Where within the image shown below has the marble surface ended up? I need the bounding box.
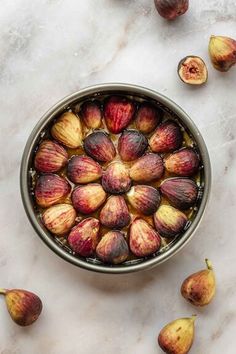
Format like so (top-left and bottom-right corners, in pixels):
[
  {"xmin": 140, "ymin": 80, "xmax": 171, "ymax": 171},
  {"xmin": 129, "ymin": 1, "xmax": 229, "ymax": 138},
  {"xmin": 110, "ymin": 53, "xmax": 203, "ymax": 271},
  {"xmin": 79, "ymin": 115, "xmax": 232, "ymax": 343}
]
[{"xmin": 0, "ymin": 0, "xmax": 236, "ymax": 353}]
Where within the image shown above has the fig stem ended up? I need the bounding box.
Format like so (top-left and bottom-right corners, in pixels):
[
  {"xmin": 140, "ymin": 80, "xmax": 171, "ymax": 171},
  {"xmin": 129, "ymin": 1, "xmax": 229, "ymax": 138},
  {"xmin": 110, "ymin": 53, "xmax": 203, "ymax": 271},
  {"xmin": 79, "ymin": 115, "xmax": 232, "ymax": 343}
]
[
  {"xmin": 191, "ymin": 315, "xmax": 197, "ymax": 322},
  {"xmin": 205, "ymin": 258, "xmax": 213, "ymax": 270},
  {"xmin": 0, "ymin": 288, "xmax": 7, "ymax": 295}
]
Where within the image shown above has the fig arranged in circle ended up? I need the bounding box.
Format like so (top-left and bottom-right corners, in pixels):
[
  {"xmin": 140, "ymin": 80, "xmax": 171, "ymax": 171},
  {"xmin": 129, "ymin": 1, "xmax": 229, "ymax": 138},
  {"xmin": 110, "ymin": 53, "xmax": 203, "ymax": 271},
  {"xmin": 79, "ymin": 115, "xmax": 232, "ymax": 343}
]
[
  {"xmin": 96, "ymin": 231, "xmax": 129, "ymax": 264},
  {"xmin": 130, "ymin": 153, "xmax": 164, "ymax": 182},
  {"xmin": 35, "ymin": 174, "xmax": 71, "ymax": 208},
  {"xmin": 68, "ymin": 218, "xmax": 100, "ymax": 257},
  {"xmin": 67, "ymin": 155, "xmax": 102, "ymax": 184},
  {"xmin": 34, "ymin": 140, "xmax": 68, "ymax": 173},
  {"xmin": 149, "ymin": 120, "xmax": 183, "ymax": 153},
  {"xmin": 127, "ymin": 185, "xmax": 161, "ymax": 216},
  {"xmin": 72, "ymin": 184, "xmax": 107, "ymax": 214},
  {"xmin": 129, "ymin": 218, "xmax": 161, "ymax": 257},
  {"xmin": 118, "ymin": 130, "xmax": 148, "ymax": 162},
  {"xmin": 154, "ymin": 205, "xmax": 188, "ymax": 238},
  {"xmin": 84, "ymin": 131, "xmax": 116, "ymax": 162},
  {"xmin": 51, "ymin": 112, "xmax": 83, "ymax": 148},
  {"xmin": 165, "ymin": 148, "xmax": 200, "ymax": 177},
  {"xmin": 80, "ymin": 100, "xmax": 102, "ymax": 129},
  {"xmin": 135, "ymin": 103, "xmax": 162, "ymax": 133},
  {"xmin": 104, "ymin": 96, "xmax": 135, "ymax": 134},
  {"xmin": 160, "ymin": 177, "xmax": 198, "ymax": 210},
  {"xmin": 100, "ymin": 196, "xmax": 131, "ymax": 229}
]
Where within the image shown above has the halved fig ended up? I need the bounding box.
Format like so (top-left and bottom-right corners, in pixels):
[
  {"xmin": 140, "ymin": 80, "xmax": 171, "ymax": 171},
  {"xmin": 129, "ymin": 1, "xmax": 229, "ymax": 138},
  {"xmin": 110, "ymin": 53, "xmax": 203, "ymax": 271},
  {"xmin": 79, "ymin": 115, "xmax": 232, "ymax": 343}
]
[{"xmin": 178, "ymin": 56, "xmax": 208, "ymax": 85}]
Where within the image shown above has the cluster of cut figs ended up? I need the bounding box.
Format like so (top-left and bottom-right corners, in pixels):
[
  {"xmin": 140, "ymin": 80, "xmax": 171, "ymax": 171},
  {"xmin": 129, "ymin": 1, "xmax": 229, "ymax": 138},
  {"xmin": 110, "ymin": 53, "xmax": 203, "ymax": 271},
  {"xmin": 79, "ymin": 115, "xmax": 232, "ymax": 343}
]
[
  {"xmin": 154, "ymin": 1, "xmax": 236, "ymax": 85},
  {"xmin": 33, "ymin": 95, "xmax": 201, "ymax": 265}
]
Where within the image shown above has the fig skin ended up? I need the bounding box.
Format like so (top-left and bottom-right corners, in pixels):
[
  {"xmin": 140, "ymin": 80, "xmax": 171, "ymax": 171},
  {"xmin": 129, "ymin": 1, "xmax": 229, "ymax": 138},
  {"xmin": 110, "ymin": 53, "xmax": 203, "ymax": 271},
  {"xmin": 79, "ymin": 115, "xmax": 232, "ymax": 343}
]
[
  {"xmin": 129, "ymin": 218, "xmax": 161, "ymax": 257},
  {"xmin": 71, "ymin": 184, "xmax": 107, "ymax": 214},
  {"xmin": 96, "ymin": 231, "xmax": 129, "ymax": 265},
  {"xmin": 34, "ymin": 140, "xmax": 68, "ymax": 173},
  {"xmin": 80, "ymin": 100, "xmax": 102, "ymax": 129},
  {"xmin": 118, "ymin": 130, "xmax": 148, "ymax": 162},
  {"xmin": 51, "ymin": 112, "xmax": 83, "ymax": 148},
  {"xmin": 158, "ymin": 315, "xmax": 196, "ymax": 354},
  {"xmin": 154, "ymin": 0, "xmax": 189, "ymax": 20},
  {"xmin": 178, "ymin": 56, "xmax": 208, "ymax": 85},
  {"xmin": 102, "ymin": 162, "xmax": 131, "ymax": 194},
  {"xmin": 165, "ymin": 148, "xmax": 200, "ymax": 177},
  {"xmin": 100, "ymin": 196, "xmax": 131, "ymax": 229},
  {"xmin": 104, "ymin": 96, "xmax": 136, "ymax": 134},
  {"xmin": 67, "ymin": 155, "xmax": 102, "ymax": 184},
  {"xmin": 84, "ymin": 131, "xmax": 116, "ymax": 163},
  {"xmin": 181, "ymin": 259, "xmax": 216, "ymax": 307},
  {"xmin": 42, "ymin": 204, "xmax": 76, "ymax": 235},
  {"xmin": 68, "ymin": 218, "xmax": 100, "ymax": 257},
  {"xmin": 0, "ymin": 289, "xmax": 42, "ymax": 327},
  {"xmin": 130, "ymin": 153, "xmax": 164, "ymax": 183},
  {"xmin": 209, "ymin": 35, "xmax": 236, "ymax": 72},
  {"xmin": 35, "ymin": 174, "xmax": 71, "ymax": 208},
  {"xmin": 127, "ymin": 185, "xmax": 161, "ymax": 216},
  {"xmin": 154, "ymin": 205, "xmax": 187, "ymax": 238},
  {"xmin": 160, "ymin": 178, "xmax": 198, "ymax": 210},
  {"xmin": 149, "ymin": 121, "xmax": 183, "ymax": 153},
  {"xmin": 135, "ymin": 103, "xmax": 162, "ymax": 133}
]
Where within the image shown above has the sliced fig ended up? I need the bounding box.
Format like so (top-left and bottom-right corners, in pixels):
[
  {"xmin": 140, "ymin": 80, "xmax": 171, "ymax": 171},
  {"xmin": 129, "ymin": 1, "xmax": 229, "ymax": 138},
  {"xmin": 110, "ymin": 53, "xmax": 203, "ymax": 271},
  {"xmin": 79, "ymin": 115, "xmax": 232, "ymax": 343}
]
[
  {"xmin": 104, "ymin": 96, "xmax": 136, "ymax": 134},
  {"xmin": 149, "ymin": 121, "xmax": 183, "ymax": 153},
  {"xmin": 160, "ymin": 177, "xmax": 198, "ymax": 210},
  {"xmin": 118, "ymin": 130, "xmax": 148, "ymax": 162},
  {"xmin": 178, "ymin": 56, "xmax": 208, "ymax": 85},
  {"xmin": 135, "ymin": 103, "xmax": 162, "ymax": 133},
  {"xmin": 83, "ymin": 131, "xmax": 116, "ymax": 163}
]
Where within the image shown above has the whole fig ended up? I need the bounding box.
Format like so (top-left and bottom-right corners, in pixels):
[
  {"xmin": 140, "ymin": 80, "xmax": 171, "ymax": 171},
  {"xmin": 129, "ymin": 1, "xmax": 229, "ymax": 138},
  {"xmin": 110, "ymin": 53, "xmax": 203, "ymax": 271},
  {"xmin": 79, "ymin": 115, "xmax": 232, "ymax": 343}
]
[
  {"xmin": 209, "ymin": 35, "xmax": 236, "ymax": 72},
  {"xmin": 100, "ymin": 196, "xmax": 131, "ymax": 229},
  {"xmin": 0, "ymin": 288, "xmax": 42, "ymax": 327},
  {"xmin": 154, "ymin": 0, "xmax": 189, "ymax": 20},
  {"xmin": 104, "ymin": 96, "xmax": 135, "ymax": 134},
  {"xmin": 129, "ymin": 218, "xmax": 161, "ymax": 257},
  {"xmin": 96, "ymin": 231, "xmax": 129, "ymax": 265},
  {"xmin": 84, "ymin": 131, "xmax": 116, "ymax": 163},
  {"xmin": 160, "ymin": 178, "xmax": 198, "ymax": 210},
  {"xmin": 181, "ymin": 259, "xmax": 216, "ymax": 306},
  {"xmin": 34, "ymin": 140, "xmax": 68, "ymax": 173},
  {"xmin": 68, "ymin": 218, "xmax": 100, "ymax": 257},
  {"xmin": 158, "ymin": 315, "xmax": 196, "ymax": 354}
]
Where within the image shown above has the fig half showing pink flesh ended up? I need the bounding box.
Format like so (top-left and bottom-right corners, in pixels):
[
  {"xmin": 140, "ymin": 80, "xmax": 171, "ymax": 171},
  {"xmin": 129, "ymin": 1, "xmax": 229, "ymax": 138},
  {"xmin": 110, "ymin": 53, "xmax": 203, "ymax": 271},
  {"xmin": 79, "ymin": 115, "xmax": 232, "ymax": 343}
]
[{"xmin": 178, "ymin": 56, "xmax": 208, "ymax": 85}]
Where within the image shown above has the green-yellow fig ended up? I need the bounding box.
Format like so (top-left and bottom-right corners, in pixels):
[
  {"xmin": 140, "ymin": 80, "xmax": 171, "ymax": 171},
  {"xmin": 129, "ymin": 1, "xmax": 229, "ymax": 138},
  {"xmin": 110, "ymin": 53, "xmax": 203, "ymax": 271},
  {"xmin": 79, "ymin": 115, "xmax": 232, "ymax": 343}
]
[
  {"xmin": 0, "ymin": 288, "xmax": 42, "ymax": 326},
  {"xmin": 158, "ymin": 315, "xmax": 196, "ymax": 354},
  {"xmin": 209, "ymin": 35, "xmax": 236, "ymax": 72},
  {"xmin": 181, "ymin": 259, "xmax": 216, "ymax": 306}
]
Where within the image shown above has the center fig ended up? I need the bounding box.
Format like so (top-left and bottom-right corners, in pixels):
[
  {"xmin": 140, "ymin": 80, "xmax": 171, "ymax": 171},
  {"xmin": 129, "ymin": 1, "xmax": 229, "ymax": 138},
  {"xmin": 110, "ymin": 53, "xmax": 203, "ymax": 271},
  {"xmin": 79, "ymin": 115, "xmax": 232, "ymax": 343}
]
[{"xmin": 102, "ymin": 162, "xmax": 131, "ymax": 194}]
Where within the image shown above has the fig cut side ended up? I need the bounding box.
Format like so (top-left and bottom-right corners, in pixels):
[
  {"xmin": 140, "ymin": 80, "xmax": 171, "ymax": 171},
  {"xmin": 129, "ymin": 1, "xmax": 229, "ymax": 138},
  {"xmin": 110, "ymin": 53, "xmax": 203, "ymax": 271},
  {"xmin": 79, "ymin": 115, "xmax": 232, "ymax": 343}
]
[{"xmin": 178, "ymin": 56, "xmax": 208, "ymax": 85}]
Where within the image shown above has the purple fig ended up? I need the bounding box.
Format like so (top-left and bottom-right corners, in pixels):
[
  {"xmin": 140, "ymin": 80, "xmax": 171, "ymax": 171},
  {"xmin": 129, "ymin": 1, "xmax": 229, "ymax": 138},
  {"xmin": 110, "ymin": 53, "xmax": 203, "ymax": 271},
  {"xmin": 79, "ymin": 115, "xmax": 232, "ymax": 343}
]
[
  {"xmin": 130, "ymin": 153, "xmax": 164, "ymax": 182},
  {"xmin": 67, "ymin": 155, "xmax": 102, "ymax": 184},
  {"xmin": 84, "ymin": 131, "xmax": 116, "ymax": 162},
  {"xmin": 118, "ymin": 130, "xmax": 148, "ymax": 162},
  {"xmin": 104, "ymin": 96, "xmax": 135, "ymax": 134},
  {"xmin": 160, "ymin": 178, "xmax": 198, "ymax": 210},
  {"xmin": 96, "ymin": 231, "xmax": 129, "ymax": 264}
]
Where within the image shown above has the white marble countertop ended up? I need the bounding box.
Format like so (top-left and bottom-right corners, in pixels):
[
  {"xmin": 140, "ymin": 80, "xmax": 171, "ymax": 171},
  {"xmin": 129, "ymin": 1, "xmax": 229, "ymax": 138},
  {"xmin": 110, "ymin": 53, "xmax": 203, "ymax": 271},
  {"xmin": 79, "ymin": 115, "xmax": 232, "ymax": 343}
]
[{"xmin": 0, "ymin": 1, "xmax": 236, "ymax": 353}]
